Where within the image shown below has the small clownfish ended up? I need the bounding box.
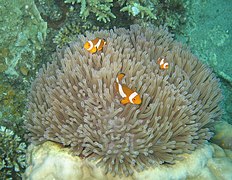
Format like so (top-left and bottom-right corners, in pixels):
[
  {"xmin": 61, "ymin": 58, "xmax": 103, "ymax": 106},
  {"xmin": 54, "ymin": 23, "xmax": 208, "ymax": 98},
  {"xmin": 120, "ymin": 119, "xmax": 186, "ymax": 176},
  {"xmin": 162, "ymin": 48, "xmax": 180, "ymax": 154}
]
[
  {"xmin": 115, "ymin": 73, "xmax": 142, "ymax": 105},
  {"xmin": 84, "ymin": 38, "xmax": 106, "ymax": 54},
  {"xmin": 157, "ymin": 57, "xmax": 169, "ymax": 70}
]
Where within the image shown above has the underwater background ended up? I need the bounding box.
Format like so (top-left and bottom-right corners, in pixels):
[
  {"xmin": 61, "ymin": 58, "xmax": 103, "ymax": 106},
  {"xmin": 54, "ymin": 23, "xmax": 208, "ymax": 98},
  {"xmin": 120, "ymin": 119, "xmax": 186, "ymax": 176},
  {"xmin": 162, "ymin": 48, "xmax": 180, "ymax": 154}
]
[{"xmin": 0, "ymin": 0, "xmax": 231, "ymax": 179}]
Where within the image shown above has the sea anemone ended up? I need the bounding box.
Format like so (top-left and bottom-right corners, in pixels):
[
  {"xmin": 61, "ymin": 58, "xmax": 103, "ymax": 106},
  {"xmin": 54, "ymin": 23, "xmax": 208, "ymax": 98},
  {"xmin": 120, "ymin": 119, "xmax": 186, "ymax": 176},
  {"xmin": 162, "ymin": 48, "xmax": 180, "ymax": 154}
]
[{"xmin": 25, "ymin": 25, "xmax": 222, "ymax": 176}]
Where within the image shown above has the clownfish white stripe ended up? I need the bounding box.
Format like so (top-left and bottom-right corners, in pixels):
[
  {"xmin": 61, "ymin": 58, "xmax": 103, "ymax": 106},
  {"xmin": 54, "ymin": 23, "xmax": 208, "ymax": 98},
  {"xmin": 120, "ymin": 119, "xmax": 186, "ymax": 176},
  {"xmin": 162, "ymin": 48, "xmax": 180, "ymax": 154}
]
[
  {"xmin": 116, "ymin": 77, "xmax": 119, "ymax": 83},
  {"xmin": 118, "ymin": 83, "xmax": 126, "ymax": 98},
  {"xmin": 160, "ymin": 58, "xmax": 165, "ymax": 65},
  {"xmin": 95, "ymin": 39, "xmax": 102, "ymax": 49},
  {"xmin": 87, "ymin": 41, "xmax": 94, "ymax": 51},
  {"xmin": 129, "ymin": 92, "xmax": 138, "ymax": 104}
]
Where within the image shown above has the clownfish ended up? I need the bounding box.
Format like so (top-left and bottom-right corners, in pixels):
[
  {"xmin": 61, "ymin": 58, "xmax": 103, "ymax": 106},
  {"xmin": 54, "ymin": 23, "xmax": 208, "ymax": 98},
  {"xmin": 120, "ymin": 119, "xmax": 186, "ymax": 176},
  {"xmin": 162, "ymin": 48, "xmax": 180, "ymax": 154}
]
[
  {"xmin": 115, "ymin": 73, "xmax": 142, "ymax": 105},
  {"xmin": 157, "ymin": 57, "xmax": 169, "ymax": 70},
  {"xmin": 84, "ymin": 38, "xmax": 106, "ymax": 54}
]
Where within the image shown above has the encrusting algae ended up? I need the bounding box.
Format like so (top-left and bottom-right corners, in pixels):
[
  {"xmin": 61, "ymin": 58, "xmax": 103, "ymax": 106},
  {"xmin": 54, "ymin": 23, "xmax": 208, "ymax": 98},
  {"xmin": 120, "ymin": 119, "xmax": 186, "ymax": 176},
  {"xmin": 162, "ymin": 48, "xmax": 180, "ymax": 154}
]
[{"xmin": 24, "ymin": 24, "xmax": 222, "ymax": 177}]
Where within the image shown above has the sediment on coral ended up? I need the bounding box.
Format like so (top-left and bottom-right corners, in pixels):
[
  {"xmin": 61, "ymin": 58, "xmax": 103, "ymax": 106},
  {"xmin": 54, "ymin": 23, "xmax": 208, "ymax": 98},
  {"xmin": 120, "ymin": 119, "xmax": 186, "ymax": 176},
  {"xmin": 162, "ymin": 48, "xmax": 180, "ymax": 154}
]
[{"xmin": 24, "ymin": 25, "xmax": 222, "ymax": 176}]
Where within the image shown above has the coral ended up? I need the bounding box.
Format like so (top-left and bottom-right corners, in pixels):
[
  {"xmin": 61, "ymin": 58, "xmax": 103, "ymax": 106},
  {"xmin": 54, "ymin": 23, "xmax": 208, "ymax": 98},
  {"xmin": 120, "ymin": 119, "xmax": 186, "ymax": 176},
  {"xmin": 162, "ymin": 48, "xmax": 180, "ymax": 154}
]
[
  {"xmin": 0, "ymin": 79, "xmax": 27, "ymax": 126},
  {"xmin": 55, "ymin": 0, "xmax": 190, "ymax": 46},
  {"xmin": 211, "ymin": 121, "xmax": 232, "ymax": 150},
  {"xmin": 24, "ymin": 142, "xmax": 232, "ymax": 179},
  {"xmin": 25, "ymin": 25, "xmax": 222, "ymax": 176},
  {"xmin": 154, "ymin": 0, "xmax": 188, "ymax": 32},
  {"xmin": 0, "ymin": 126, "xmax": 27, "ymax": 179},
  {"xmin": 64, "ymin": 0, "xmax": 159, "ymax": 22},
  {"xmin": 53, "ymin": 21, "xmax": 99, "ymax": 48},
  {"xmin": 120, "ymin": 1, "xmax": 157, "ymax": 20},
  {"xmin": 35, "ymin": 0, "xmax": 68, "ymax": 29},
  {"xmin": 64, "ymin": 0, "xmax": 116, "ymax": 23},
  {"xmin": 205, "ymin": 144, "xmax": 232, "ymax": 180}
]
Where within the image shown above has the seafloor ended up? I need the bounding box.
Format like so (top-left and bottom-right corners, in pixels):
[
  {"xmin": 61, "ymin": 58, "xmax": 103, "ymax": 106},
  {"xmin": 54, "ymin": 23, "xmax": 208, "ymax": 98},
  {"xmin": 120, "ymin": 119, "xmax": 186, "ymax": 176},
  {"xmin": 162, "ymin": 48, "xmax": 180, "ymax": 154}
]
[{"xmin": 0, "ymin": 0, "xmax": 231, "ymax": 179}]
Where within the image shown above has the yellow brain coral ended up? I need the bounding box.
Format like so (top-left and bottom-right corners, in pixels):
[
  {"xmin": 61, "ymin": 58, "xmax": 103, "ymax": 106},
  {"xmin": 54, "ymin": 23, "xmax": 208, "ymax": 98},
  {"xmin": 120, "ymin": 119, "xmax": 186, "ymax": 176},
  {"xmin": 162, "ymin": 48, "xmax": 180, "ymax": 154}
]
[{"xmin": 25, "ymin": 25, "xmax": 222, "ymax": 176}]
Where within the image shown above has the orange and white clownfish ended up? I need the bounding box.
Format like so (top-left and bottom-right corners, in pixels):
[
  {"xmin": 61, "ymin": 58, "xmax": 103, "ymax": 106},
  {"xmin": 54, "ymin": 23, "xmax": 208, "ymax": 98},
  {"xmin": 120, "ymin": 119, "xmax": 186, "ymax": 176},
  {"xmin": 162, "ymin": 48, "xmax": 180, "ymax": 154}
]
[
  {"xmin": 84, "ymin": 38, "xmax": 106, "ymax": 54},
  {"xmin": 115, "ymin": 73, "xmax": 142, "ymax": 105},
  {"xmin": 157, "ymin": 57, "xmax": 169, "ymax": 70}
]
